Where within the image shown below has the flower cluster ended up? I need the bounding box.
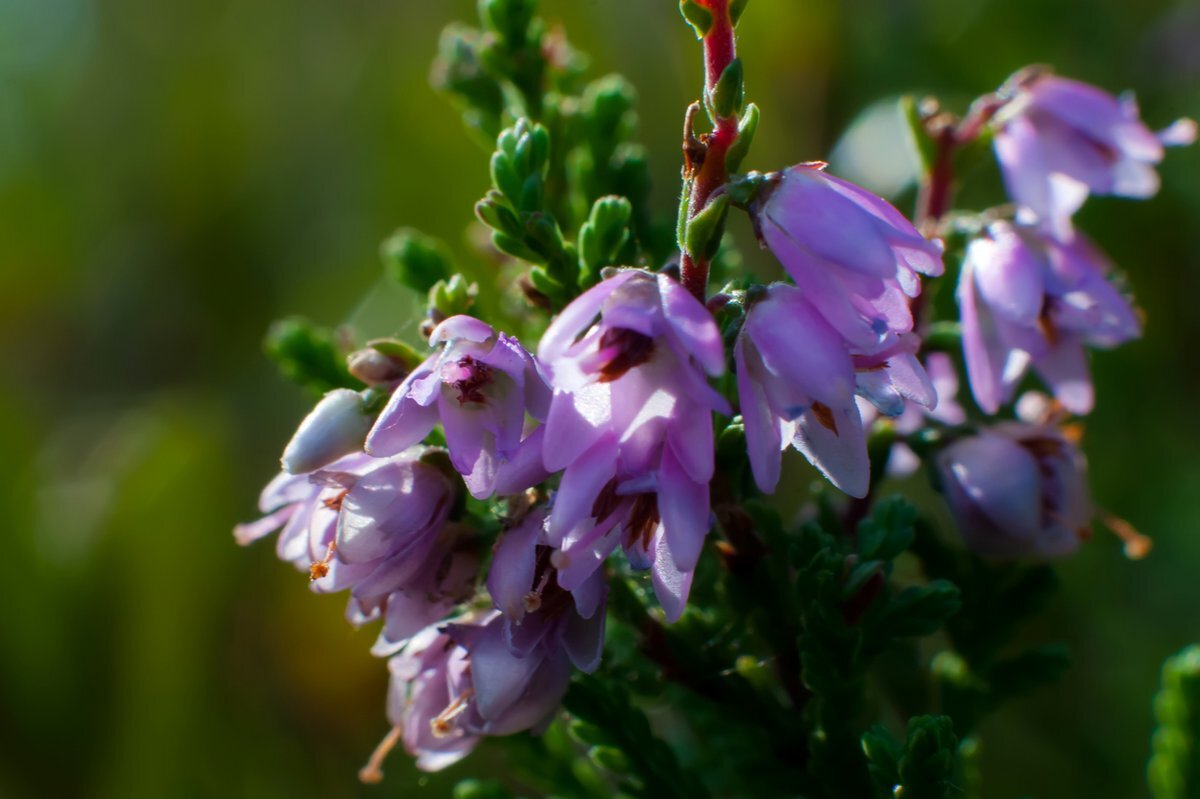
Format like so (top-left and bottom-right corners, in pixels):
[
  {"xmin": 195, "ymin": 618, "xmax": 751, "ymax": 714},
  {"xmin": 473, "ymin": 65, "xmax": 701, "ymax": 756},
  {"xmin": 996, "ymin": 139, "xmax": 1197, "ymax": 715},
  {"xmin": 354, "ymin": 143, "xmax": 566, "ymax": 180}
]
[
  {"xmin": 236, "ymin": 35, "xmax": 1187, "ymax": 780},
  {"xmin": 958, "ymin": 71, "xmax": 1193, "ymax": 415}
]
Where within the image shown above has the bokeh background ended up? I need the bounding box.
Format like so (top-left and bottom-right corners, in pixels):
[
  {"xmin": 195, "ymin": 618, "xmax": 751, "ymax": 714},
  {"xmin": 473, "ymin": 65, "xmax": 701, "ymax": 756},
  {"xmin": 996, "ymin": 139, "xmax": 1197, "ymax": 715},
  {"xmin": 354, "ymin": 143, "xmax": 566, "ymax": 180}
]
[{"xmin": 1, "ymin": 0, "xmax": 1197, "ymax": 796}]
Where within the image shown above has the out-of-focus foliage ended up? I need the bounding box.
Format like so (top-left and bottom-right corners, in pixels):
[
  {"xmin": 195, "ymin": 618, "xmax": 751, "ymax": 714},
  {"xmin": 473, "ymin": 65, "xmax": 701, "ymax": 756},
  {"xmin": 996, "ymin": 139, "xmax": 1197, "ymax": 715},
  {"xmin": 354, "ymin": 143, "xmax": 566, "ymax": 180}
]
[{"xmin": 0, "ymin": 0, "xmax": 1197, "ymax": 796}]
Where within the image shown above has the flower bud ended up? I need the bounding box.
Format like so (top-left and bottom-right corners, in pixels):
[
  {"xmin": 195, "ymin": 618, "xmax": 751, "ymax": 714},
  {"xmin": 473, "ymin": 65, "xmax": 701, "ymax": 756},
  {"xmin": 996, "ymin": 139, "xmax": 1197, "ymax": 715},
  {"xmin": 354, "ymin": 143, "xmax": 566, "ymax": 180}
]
[{"xmin": 281, "ymin": 389, "xmax": 371, "ymax": 474}]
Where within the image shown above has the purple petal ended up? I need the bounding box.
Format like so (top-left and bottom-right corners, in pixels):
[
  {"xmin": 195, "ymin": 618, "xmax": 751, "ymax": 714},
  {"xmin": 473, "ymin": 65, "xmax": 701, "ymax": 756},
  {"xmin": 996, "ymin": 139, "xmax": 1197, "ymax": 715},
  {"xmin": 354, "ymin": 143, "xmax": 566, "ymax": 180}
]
[
  {"xmin": 486, "ymin": 510, "xmax": 543, "ymax": 620},
  {"xmin": 959, "ymin": 258, "xmax": 1020, "ymax": 414},
  {"xmin": 538, "ymin": 270, "xmax": 640, "ymax": 364},
  {"xmin": 939, "ymin": 434, "xmax": 1042, "ymax": 540},
  {"xmin": 547, "ymin": 434, "xmax": 618, "ymax": 540},
  {"xmin": 657, "ymin": 273, "xmax": 725, "ymax": 376},
  {"xmin": 972, "ymin": 227, "xmax": 1046, "ymax": 326},
  {"xmin": 736, "ymin": 335, "xmax": 784, "ymax": 493},
  {"xmin": 542, "ymin": 383, "xmax": 612, "ymax": 472},
  {"xmin": 465, "ymin": 619, "xmax": 538, "ymax": 721},
  {"xmin": 659, "ymin": 445, "xmax": 711, "ymax": 575},
  {"xmin": 1033, "ymin": 335, "xmax": 1094, "ymax": 414},
  {"xmin": 666, "ymin": 407, "xmax": 715, "ymax": 485},
  {"xmin": 650, "ymin": 527, "xmax": 694, "ymax": 623},
  {"xmin": 493, "ymin": 427, "xmax": 552, "ymax": 496},
  {"xmin": 746, "ymin": 287, "xmax": 856, "ymax": 409},
  {"xmin": 793, "ymin": 399, "xmax": 869, "ymax": 498},
  {"xmin": 366, "ymin": 390, "xmax": 439, "ymax": 457},
  {"xmin": 430, "ymin": 315, "xmax": 495, "ymax": 346},
  {"xmin": 563, "ymin": 592, "xmax": 607, "ymax": 673}
]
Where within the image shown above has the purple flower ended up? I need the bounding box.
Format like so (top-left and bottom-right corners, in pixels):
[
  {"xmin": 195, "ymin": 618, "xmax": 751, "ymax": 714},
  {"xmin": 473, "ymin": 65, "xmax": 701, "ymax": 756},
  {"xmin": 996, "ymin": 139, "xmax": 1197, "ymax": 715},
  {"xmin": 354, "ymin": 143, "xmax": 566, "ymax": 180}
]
[
  {"xmin": 367, "ymin": 316, "xmax": 551, "ymax": 499},
  {"xmin": 371, "ymin": 623, "xmax": 480, "ymax": 776},
  {"xmin": 754, "ymin": 163, "xmax": 944, "ymax": 351},
  {"xmin": 994, "ymin": 72, "xmax": 1196, "ymax": 234},
  {"xmin": 935, "ymin": 422, "xmax": 1090, "ymax": 560},
  {"xmin": 736, "ymin": 284, "xmax": 935, "ymax": 497},
  {"xmin": 877, "ymin": 352, "xmax": 967, "ymax": 477},
  {"xmin": 363, "ymin": 525, "xmax": 606, "ymax": 780},
  {"xmin": 235, "ymin": 448, "xmax": 477, "ymax": 655},
  {"xmin": 536, "ymin": 269, "xmax": 728, "ymax": 621},
  {"xmin": 958, "ymin": 221, "xmax": 1141, "ymax": 415}
]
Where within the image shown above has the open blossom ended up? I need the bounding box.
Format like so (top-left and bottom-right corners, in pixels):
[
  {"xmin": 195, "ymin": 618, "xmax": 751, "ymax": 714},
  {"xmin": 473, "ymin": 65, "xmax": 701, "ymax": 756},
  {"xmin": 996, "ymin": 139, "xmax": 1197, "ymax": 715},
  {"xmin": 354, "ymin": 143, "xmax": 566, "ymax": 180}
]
[
  {"xmin": 994, "ymin": 71, "xmax": 1196, "ymax": 234},
  {"xmin": 958, "ymin": 221, "xmax": 1141, "ymax": 415},
  {"xmin": 537, "ymin": 269, "xmax": 727, "ymax": 621},
  {"xmin": 367, "ymin": 315, "xmax": 551, "ymax": 499},
  {"xmin": 935, "ymin": 422, "xmax": 1090, "ymax": 560},
  {"xmin": 365, "ymin": 519, "xmax": 606, "ymax": 779},
  {"xmin": 736, "ymin": 284, "xmax": 935, "ymax": 497},
  {"xmin": 754, "ymin": 163, "xmax": 944, "ymax": 351},
  {"xmin": 235, "ymin": 448, "xmax": 476, "ymax": 655}
]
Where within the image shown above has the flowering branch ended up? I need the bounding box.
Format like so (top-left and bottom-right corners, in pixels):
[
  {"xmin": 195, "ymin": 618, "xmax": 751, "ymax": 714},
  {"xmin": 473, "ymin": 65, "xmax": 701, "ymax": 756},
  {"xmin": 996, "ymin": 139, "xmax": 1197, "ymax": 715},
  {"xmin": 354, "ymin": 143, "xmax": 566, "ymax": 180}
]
[{"xmin": 679, "ymin": 0, "xmax": 744, "ymax": 300}]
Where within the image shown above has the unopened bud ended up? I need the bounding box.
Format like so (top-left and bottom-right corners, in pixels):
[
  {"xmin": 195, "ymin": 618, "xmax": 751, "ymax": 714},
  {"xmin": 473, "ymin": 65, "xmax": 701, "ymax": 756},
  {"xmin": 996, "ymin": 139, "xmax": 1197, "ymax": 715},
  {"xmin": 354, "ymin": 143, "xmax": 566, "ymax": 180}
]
[{"xmin": 281, "ymin": 389, "xmax": 371, "ymax": 474}]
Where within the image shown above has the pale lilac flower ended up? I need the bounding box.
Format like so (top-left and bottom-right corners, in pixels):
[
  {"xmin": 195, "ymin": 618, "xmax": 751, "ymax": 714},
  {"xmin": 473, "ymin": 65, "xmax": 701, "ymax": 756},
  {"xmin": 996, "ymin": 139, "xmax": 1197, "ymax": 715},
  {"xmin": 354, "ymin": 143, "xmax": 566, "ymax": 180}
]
[
  {"xmin": 736, "ymin": 284, "xmax": 935, "ymax": 497},
  {"xmin": 369, "ymin": 599, "xmax": 595, "ymax": 778},
  {"xmin": 281, "ymin": 389, "xmax": 372, "ymax": 474},
  {"xmin": 375, "ymin": 623, "xmax": 480, "ymax": 774},
  {"xmin": 234, "ymin": 451, "xmax": 375, "ymax": 571},
  {"xmin": 994, "ymin": 72, "xmax": 1195, "ymax": 235},
  {"xmin": 367, "ymin": 316, "xmax": 551, "ymax": 499},
  {"xmin": 236, "ymin": 448, "xmax": 476, "ymax": 654},
  {"xmin": 935, "ymin": 422, "xmax": 1090, "ymax": 560},
  {"xmin": 486, "ymin": 507, "xmax": 607, "ymax": 672},
  {"xmin": 958, "ymin": 221, "xmax": 1141, "ymax": 415},
  {"xmin": 754, "ymin": 163, "xmax": 944, "ymax": 351},
  {"xmin": 536, "ymin": 270, "xmax": 728, "ymax": 621}
]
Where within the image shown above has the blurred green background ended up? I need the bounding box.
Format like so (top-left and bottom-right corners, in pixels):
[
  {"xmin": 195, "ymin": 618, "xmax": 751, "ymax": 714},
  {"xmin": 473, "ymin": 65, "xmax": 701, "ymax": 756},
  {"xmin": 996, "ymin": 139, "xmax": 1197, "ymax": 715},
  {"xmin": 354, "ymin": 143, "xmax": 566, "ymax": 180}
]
[{"xmin": 1, "ymin": 0, "xmax": 1197, "ymax": 796}]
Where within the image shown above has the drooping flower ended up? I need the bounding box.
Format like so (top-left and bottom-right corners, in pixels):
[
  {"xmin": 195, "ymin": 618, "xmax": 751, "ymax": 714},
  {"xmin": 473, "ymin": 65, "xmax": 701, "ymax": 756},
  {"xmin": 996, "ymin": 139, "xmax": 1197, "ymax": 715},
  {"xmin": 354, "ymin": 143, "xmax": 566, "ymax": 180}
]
[
  {"xmin": 361, "ymin": 525, "xmax": 607, "ymax": 781},
  {"xmin": 934, "ymin": 422, "xmax": 1091, "ymax": 560},
  {"xmin": 536, "ymin": 269, "xmax": 728, "ymax": 621},
  {"xmin": 993, "ymin": 71, "xmax": 1196, "ymax": 235},
  {"xmin": 235, "ymin": 448, "xmax": 476, "ymax": 655},
  {"xmin": 958, "ymin": 221, "xmax": 1141, "ymax": 415},
  {"xmin": 367, "ymin": 315, "xmax": 551, "ymax": 499},
  {"xmin": 753, "ymin": 163, "xmax": 944, "ymax": 351},
  {"xmin": 735, "ymin": 284, "xmax": 935, "ymax": 497}
]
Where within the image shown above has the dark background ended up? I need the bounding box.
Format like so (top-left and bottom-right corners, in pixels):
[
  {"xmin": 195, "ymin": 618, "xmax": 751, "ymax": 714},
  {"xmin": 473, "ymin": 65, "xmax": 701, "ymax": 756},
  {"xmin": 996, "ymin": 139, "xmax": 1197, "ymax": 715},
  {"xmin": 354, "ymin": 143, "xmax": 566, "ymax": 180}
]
[{"xmin": 1, "ymin": 0, "xmax": 1197, "ymax": 796}]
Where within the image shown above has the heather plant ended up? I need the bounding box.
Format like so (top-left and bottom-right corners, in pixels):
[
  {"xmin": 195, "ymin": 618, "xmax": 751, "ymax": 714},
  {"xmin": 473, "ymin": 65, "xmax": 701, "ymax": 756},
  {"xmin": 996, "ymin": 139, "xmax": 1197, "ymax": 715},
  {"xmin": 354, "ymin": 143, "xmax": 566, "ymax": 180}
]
[{"xmin": 236, "ymin": 2, "xmax": 1195, "ymax": 796}]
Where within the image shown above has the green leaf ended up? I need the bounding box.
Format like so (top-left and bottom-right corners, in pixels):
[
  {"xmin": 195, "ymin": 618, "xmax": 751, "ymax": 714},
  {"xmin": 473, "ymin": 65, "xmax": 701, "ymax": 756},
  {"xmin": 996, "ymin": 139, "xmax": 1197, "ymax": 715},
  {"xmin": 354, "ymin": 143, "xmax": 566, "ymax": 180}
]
[
  {"xmin": 900, "ymin": 95, "xmax": 938, "ymax": 177},
  {"xmin": 709, "ymin": 58, "xmax": 745, "ymax": 120},
  {"xmin": 857, "ymin": 495, "xmax": 917, "ymax": 562},
  {"xmin": 880, "ymin": 580, "xmax": 962, "ymax": 639},
  {"xmin": 380, "ymin": 228, "xmax": 453, "ymax": 294},
  {"xmin": 679, "ymin": 0, "xmax": 714, "ymax": 38},
  {"xmin": 725, "ymin": 102, "xmax": 760, "ymax": 173},
  {"xmin": 684, "ymin": 193, "xmax": 731, "ymax": 261},
  {"xmin": 263, "ymin": 317, "xmax": 361, "ymax": 396},
  {"xmin": 1148, "ymin": 645, "xmax": 1200, "ymax": 799},
  {"xmin": 897, "ymin": 716, "xmax": 959, "ymax": 799}
]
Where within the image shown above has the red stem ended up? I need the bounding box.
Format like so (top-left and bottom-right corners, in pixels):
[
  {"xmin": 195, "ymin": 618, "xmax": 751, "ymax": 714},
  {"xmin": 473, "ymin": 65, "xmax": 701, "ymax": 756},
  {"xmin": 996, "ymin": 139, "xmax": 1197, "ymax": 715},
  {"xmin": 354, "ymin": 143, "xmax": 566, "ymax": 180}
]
[{"xmin": 680, "ymin": 0, "xmax": 739, "ymax": 302}]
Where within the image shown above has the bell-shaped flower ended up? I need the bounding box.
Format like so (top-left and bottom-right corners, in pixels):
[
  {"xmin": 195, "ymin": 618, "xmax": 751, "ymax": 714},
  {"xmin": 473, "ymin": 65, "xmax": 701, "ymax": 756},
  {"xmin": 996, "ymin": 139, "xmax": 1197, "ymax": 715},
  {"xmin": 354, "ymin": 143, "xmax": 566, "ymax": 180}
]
[
  {"xmin": 236, "ymin": 448, "xmax": 476, "ymax": 654},
  {"xmin": 536, "ymin": 269, "xmax": 728, "ymax": 621},
  {"xmin": 367, "ymin": 600, "xmax": 592, "ymax": 779},
  {"xmin": 994, "ymin": 71, "xmax": 1196, "ymax": 235},
  {"xmin": 486, "ymin": 507, "xmax": 607, "ymax": 673},
  {"xmin": 367, "ymin": 316, "xmax": 551, "ymax": 499},
  {"xmin": 736, "ymin": 284, "xmax": 935, "ymax": 497},
  {"xmin": 367, "ymin": 623, "xmax": 480, "ymax": 777},
  {"xmin": 234, "ymin": 451, "xmax": 377, "ymax": 573},
  {"xmin": 753, "ymin": 163, "xmax": 944, "ymax": 351},
  {"xmin": 935, "ymin": 422, "xmax": 1090, "ymax": 560},
  {"xmin": 958, "ymin": 221, "xmax": 1141, "ymax": 415}
]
